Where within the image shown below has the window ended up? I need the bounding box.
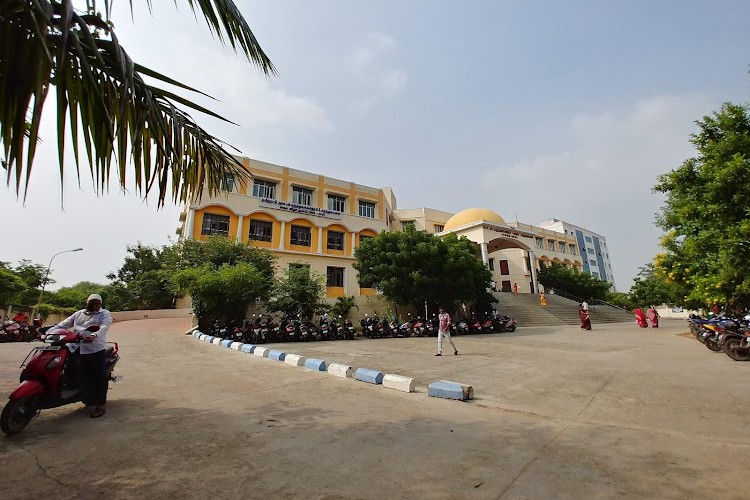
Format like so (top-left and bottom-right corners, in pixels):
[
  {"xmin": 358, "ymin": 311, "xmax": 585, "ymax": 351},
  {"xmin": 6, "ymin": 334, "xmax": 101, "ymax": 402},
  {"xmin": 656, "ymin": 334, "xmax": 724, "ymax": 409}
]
[
  {"xmin": 290, "ymin": 225, "xmax": 312, "ymax": 246},
  {"xmin": 434, "ymin": 225, "xmax": 444, "ymax": 233},
  {"xmin": 592, "ymin": 271, "xmax": 600, "ymax": 278},
  {"xmin": 535, "ymin": 237, "xmax": 544, "ymax": 249},
  {"xmin": 201, "ymin": 213, "xmax": 230, "ymax": 236},
  {"xmin": 327, "ymin": 266, "xmax": 345, "ymax": 287},
  {"xmin": 488, "ymin": 258, "xmax": 494, "ymax": 271},
  {"xmin": 587, "ymin": 248, "xmax": 595, "ymax": 254},
  {"xmin": 569, "ymin": 245, "xmax": 577, "ymax": 255},
  {"xmin": 501, "ymin": 280, "xmax": 512, "ymax": 292},
  {"xmin": 589, "ymin": 259, "xmax": 597, "ymax": 267},
  {"xmin": 327, "ymin": 230, "xmax": 344, "ymax": 250},
  {"xmin": 402, "ymin": 220, "xmax": 415, "ymax": 229},
  {"xmin": 359, "ymin": 235, "xmax": 373, "ymax": 245},
  {"xmin": 249, "ymin": 219, "xmax": 272, "ymax": 242},
  {"xmin": 252, "ymin": 179, "xmax": 276, "ymax": 199},
  {"xmin": 359, "ymin": 200, "xmax": 376, "ymax": 218},
  {"xmin": 327, "ymin": 194, "xmax": 346, "ymax": 212},
  {"xmin": 499, "ymin": 260, "xmax": 510, "ymax": 275},
  {"xmin": 221, "ymin": 173, "xmax": 235, "ymax": 192},
  {"xmin": 559, "ymin": 242, "xmax": 567, "ymax": 253},
  {"xmin": 585, "ymin": 236, "xmax": 593, "ymax": 243},
  {"xmin": 547, "ymin": 239, "xmax": 555, "ymax": 251},
  {"xmin": 292, "ymin": 186, "xmax": 313, "ymax": 206}
]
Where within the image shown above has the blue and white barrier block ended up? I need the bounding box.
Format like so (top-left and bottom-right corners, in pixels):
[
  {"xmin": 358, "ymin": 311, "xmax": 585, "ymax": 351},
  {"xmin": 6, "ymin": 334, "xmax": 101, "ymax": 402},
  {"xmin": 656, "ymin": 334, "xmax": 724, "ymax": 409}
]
[
  {"xmin": 230, "ymin": 342, "xmax": 244, "ymax": 351},
  {"xmin": 284, "ymin": 354, "xmax": 306, "ymax": 367},
  {"xmin": 268, "ymin": 350, "xmax": 286, "ymax": 361},
  {"xmin": 427, "ymin": 380, "xmax": 474, "ymax": 401},
  {"xmin": 327, "ymin": 363, "xmax": 353, "ymax": 378},
  {"xmin": 198, "ymin": 334, "xmax": 206, "ymax": 341},
  {"xmin": 383, "ymin": 374, "xmax": 416, "ymax": 393},
  {"xmin": 220, "ymin": 339, "xmax": 233, "ymax": 348},
  {"xmin": 354, "ymin": 368, "xmax": 384, "ymax": 385},
  {"xmin": 240, "ymin": 344, "xmax": 256, "ymax": 354},
  {"xmin": 304, "ymin": 358, "xmax": 326, "ymax": 371},
  {"xmin": 211, "ymin": 337, "xmax": 223, "ymax": 345},
  {"xmin": 203, "ymin": 336, "xmax": 213, "ymax": 343}
]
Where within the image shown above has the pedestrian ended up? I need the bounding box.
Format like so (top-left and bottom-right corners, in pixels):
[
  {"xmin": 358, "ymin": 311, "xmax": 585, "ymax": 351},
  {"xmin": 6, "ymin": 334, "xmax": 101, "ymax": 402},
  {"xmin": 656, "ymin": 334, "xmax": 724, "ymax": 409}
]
[
  {"xmin": 646, "ymin": 306, "xmax": 660, "ymax": 328},
  {"xmin": 46, "ymin": 294, "xmax": 112, "ymax": 417},
  {"xmin": 435, "ymin": 306, "xmax": 458, "ymax": 356},
  {"xmin": 539, "ymin": 292, "xmax": 547, "ymax": 306},
  {"xmin": 490, "ymin": 280, "xmax": 497, "ymax": 292},
  {"xmin": 581, "ymin": 299, "xmax": 589, "ymax": 313},
  {"xmin": 579, "ymin": 303, "xmax": 592, "ymax": 330},
  {"xmin": 634, "ymin": 307, "xmax": 648, "ymax": 328},
  {"xmin": 513, "ymin": 282, "xmax": 518, "ymax": 295}
]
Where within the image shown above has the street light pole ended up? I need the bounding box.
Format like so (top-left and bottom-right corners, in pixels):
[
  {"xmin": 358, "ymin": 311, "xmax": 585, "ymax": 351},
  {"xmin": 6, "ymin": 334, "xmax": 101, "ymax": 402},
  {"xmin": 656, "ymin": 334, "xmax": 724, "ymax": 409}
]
[{"xmin": 32, "ymin": 248, "xmax": 84, "ymax": 319}]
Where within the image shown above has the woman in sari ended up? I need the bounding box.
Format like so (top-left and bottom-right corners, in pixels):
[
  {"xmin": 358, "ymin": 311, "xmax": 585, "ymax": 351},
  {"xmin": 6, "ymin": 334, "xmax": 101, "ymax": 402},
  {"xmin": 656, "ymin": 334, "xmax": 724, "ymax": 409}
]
[
  {"xmin": 634, "ymin": 308, "xmax": 648, "ymax": 328},
  {"xmin": 646, "ymin": 306, "xmax": 659, "ymax": 328},
  {"xmin": 579, "ymin": 304, "xmax": 592, "ymax": 330}
]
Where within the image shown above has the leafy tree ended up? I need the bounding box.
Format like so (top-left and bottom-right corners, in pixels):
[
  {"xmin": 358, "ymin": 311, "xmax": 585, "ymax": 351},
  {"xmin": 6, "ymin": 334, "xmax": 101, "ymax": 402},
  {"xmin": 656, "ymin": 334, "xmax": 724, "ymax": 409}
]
[
  {"xmin": 3, "ymin": 1, "xmax": 275, "ymax": 205},
  {"xmin": 329, "ymin": 296, "xmax": 358, "ymax": 319},
  {"xmin": 48, "ymin": 281, "xmax": 106, "ymax": 308},
  {"xmin": 266, "ymin": 265, "xmax": 328, "ymax": 321},
  {"xmin": 654, "ymin": 102, "xmax": 750, "ymax": 311},
  {"xmin": 107, "ymin": 243, "xmax": 176, "ymax": 310},
  {"xmin": 604, "ymin": 291, "xmax": 634, "ymax": 311},
  {"xmin": 537, "ymin": 263, "xmax": 610, "ymax": 301},
  {"xmin": 353, "ymin": 227, "xmax": 494, "ymax": 312},
  {"xmin": 172, "ymin": 263, "xmax": 269, "ymax": 330},
  {"xmin": 629, "ymin": 263, "xmax": 678, "ymax": 308},
  {"xmin": 11, "ymin": 260, "xmax": 50, "ymax": 305},
  {"xmin": 162, "ymin": 237, "xmax": 275, "ymax": 278},
  {"xmin": 0, "ymin": 266, "xmax": 26, "ymax": 306}
]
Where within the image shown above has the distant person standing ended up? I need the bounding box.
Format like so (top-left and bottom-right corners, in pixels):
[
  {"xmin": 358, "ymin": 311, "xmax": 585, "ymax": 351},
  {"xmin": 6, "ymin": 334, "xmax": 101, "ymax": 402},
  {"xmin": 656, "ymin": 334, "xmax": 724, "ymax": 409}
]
[
  {"xmin": 579, "ymin": 303, "xmax": 592, "ymax": 330},
  {"xmin": 539, "ymin": 292, "xmax": 547, "ymax": 306},
  {"xmin": 647, "ymin": 306, "xmax": 660, "ymax": 328},
  {"xmin": 490, "ymin": 280, "xmax": 497, "ymax": 292},
  {"xmin": 513, "ymin": 283, "xmax": 518, "ymax": 295},
  {"xmin": 435, "ymin": 307, "xmax": 458, "ymax": 356}
]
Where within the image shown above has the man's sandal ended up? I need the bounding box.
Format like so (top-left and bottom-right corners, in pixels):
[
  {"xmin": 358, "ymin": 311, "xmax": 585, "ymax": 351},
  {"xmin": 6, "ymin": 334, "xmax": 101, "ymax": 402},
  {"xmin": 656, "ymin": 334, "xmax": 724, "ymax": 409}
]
[{"xmin": 89, "ymin": 406, "xmax": 106, "ymax": 418}]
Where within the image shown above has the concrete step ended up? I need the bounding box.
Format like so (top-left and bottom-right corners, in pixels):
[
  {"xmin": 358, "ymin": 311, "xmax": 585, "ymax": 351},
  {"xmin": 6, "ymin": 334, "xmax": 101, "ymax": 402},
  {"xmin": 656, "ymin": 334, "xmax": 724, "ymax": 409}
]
[{"xmin": 489, "ymin": 291, "xmax": 632, "ymax": 327}]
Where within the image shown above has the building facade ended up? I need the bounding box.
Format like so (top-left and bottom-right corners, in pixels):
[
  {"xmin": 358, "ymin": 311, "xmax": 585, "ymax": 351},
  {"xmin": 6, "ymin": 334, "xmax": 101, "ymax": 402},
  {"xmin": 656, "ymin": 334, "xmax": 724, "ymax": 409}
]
[{"xmin": 176, "ymin": 157, "xmax": 608, "ymax": 308}]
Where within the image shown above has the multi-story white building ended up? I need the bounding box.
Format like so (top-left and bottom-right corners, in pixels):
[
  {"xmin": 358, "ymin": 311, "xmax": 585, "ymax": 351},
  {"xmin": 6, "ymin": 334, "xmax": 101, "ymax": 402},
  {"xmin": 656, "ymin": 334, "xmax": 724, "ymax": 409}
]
[{"xmin": 538, "ymin": 218, "xmax": 616, "ymax": 290}]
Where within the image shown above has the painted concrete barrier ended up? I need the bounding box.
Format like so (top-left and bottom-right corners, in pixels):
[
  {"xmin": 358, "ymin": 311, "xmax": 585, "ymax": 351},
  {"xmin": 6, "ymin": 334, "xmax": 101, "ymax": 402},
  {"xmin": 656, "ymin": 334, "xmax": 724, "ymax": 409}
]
[
  {"xmin": 198, "ymin": 334, "xmax": 206, "ymax": 341},
  {"xmin": 427, "ymin": 380, "xmax": 474, "ymax": 401},
  {"xmin": 253, "ymin": 347, "xmax": 270, "ymax": 357},
  {"xmin": 285, "ymin": 354, "xmax": 306, "ymax": 367},
  {"xmin": 240, "ymin": 344, "xmax": 256, "ymax": 354},
  {"xmin": 327, "ymin": 363, "xmax": 353, "ymax": 378},
  {"xmin": 304, "ymin": 358, "xmax": 326, "ymax": 371},
  {"xmin": 230, "ymin": 342, "xmax": 244, "ymax": 351},
  {"xmin": 354, "ymin": 368, "xmax": 384, "ymax": 385},
  {"xmin": 211, "ymin": 337, "xmax": 223, "ymax": 345},
  {"xmin": 219, "ymin": 339, "xmax": 233, "ymax": 348},
  {"xmin": 205, "ymin": 336, "xmax": 215, "ymax": 343},
  {"xmin": 268, "ymin": 350, "xmax": 286, "ymax": 361},
  {"xmin": 383, "ymin": 374, "xmax": 416, "ymax": 393}
]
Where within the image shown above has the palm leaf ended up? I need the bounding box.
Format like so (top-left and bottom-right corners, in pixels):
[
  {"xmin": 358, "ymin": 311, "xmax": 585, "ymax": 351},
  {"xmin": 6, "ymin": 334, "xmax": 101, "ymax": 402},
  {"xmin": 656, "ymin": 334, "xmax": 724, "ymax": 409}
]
[{"xmin": 0, "ymin": 0, "xmax": 276, "ymax": 206}]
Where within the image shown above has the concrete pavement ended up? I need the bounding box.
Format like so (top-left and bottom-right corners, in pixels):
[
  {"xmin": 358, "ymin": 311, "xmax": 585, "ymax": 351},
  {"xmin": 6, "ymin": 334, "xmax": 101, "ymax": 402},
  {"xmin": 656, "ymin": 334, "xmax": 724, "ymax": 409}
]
[{"xmin": 0, "ymin": 318, "xmax": 748, "ymax": 499}]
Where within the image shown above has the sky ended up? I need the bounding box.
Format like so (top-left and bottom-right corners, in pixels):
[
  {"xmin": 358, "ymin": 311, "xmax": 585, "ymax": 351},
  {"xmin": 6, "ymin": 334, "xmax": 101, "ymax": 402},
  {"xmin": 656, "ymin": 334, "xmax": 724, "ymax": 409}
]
[{"xmin": 3, "ymin": 0, "xmax": 750, "ymax": 291}]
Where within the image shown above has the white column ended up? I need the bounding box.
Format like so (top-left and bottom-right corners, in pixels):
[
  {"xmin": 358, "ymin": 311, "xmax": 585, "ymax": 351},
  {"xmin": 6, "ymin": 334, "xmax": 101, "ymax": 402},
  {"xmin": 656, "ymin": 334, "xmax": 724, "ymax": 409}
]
[
  {"xmin": 480, "ymin": 242, "xmax": 489, "ymax": 266},
  {"xmin": 351, "ymin": 232, "xmax": 357, "ymax": 254},
  {"xmin": 279, "ymin": 221, "xmax": 286, "ymax": 250},
  {"xmin": 529, "ymin": 251, "xmax": 539, "ymax": 294},
  {"xmin": 317, "ymin": 227, "xmax": 324, "ymax": 254},
  {"xmin": 185, "ymin": 208, "xmax": 196, "ymax": 240},
  {"xmin": 236, "ymin": 215, "xmax": 244, "ymax": 243}
]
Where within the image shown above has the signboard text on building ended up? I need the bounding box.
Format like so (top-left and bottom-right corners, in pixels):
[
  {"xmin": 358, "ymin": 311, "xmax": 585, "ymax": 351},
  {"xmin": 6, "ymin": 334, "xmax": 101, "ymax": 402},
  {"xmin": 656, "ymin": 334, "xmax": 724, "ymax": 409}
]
[{"xmin": 260, "ymin": 199, "xmax": 342, "ymax": 219}]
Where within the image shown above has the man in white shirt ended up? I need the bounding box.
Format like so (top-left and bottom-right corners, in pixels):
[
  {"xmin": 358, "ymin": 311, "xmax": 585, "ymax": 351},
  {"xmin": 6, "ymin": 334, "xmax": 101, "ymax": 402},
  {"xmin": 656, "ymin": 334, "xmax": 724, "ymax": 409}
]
[
  {"xmin": 48, "ymin": 294, "xmax": 112, "ymax": 418},
  {"xmin": 435, "ymin": 307, "xmax": 458, "ymax": 356}
]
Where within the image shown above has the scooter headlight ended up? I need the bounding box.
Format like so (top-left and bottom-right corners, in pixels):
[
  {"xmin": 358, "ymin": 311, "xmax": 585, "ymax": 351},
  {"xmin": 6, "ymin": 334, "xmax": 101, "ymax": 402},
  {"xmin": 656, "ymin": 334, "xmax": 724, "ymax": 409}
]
[{"xmin": 46, "ymin": 355, "xmax": 63, "ymax": 369}]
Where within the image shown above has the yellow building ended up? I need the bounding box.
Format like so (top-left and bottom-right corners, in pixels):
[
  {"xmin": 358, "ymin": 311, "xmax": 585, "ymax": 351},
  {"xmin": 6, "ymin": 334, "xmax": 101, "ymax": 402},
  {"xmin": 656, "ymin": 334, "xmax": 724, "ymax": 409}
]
[{"xmin": 177, "ymin": 157, "xmax": 587, "ymax": 310}]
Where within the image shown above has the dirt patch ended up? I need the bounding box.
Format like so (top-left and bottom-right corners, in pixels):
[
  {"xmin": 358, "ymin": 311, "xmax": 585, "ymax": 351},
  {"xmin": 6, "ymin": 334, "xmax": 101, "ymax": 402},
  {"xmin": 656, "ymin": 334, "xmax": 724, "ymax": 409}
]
[{"xmin": 675, "ymin": 332, "xmax": 695, "ymax": 339}]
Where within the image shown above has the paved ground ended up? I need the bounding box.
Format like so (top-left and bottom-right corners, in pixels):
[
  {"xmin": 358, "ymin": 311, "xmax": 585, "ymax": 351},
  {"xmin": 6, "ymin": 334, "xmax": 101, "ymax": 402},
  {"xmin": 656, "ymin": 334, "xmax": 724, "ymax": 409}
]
[{"xmin": 0, "ymin": 318, "xmax": 748, "ymax": 499}]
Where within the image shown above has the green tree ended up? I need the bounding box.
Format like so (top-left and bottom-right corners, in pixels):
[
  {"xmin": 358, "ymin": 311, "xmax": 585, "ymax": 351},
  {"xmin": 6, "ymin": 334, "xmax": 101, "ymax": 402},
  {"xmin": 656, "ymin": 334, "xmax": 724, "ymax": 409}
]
[
  {"xmin": 266, "ymin": 265, "xmax": 328, "ymax": 321},
  {"xmin": 537, "ymin": 263, "xmax": 610, "ymax": 301},
  {"xmin": 48, "ymin": 281, "xmax": 106, "ymax": 308},
  {"xmin": 172, "ymin": 262, "xmax": 269, "ymax": 330},
  {"xmin": 629, "ymin": 263, "xmax": 677, "ymax": 308},
  {"xmin": 11, "ymin": 260, "xmax": 50, "ymax": 305},
  {"xmin": 654, "ymin": 102, "xmax": 750, "ymax": 311},
  {"xmin": 330, "ymin": 296, "xmax": 358, "ymax": 319},
  {"xmin": 353, "ymin": 227, "xmax": 494, "ymax": 312},
  {"xmin": 3, "ymin": 1, "xmax": 275, "ymax": 205},
  {"xmin": 162, "ymin": 237, "xmax": 275, "ymax": 277},
  {"xmin": 107, "ymin": 243, "xmax": 176, "ymax": 310},
  {"xmin": 0, "ymin": 265, "xmax": 26, "ymax": 306}
]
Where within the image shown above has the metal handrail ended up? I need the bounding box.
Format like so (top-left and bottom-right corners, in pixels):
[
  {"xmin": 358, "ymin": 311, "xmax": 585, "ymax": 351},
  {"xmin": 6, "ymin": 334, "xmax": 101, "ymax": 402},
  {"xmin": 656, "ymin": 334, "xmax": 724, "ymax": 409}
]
[
  {"xmin": 546, "ymin": 288, "xmax": 584, "ymax": 303},
  {"xmin": 591, "ymin": 299, "xmax": 631, "ymax": 313}
]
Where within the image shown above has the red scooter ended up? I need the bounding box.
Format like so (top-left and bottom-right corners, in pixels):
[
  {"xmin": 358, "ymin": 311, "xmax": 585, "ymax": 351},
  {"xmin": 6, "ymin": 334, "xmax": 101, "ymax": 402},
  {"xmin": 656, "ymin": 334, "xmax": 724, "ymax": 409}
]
[{"xmin": 1, "ymin": 325, "xmax": 120, "ymax": 435}]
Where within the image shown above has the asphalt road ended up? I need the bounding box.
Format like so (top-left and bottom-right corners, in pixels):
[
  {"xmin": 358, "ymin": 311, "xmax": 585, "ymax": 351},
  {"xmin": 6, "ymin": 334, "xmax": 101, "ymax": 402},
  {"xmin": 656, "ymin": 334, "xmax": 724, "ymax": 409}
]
[{"xmin": 0, "ymin": 317, "xmax": 748, "ymax": 499}]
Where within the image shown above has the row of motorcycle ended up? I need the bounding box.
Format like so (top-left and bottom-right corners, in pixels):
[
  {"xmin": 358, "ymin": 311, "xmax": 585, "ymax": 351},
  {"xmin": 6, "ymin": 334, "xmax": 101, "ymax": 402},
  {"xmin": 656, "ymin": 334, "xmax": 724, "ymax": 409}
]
[
  {"xmin": 360, "ymin": 313, "xmax": 517, "ymax": 339},
  {"xmin": 207, "ymin": 314, "xmax": 357, "ymax": 344},
  {"xmin": 0, "ymin": 318, "xmax": 43, "ymax": 343},
  {"xmin": 687, "ymin": 313, "xmax": 750, "ymax": 361}
]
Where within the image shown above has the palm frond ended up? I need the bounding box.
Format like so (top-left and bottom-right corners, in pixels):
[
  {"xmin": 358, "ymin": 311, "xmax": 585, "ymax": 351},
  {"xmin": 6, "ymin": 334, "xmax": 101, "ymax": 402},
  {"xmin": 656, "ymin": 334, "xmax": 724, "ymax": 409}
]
[{"xmin": 0, "ymin": 0, "xmax": 276, "ymax": 206}]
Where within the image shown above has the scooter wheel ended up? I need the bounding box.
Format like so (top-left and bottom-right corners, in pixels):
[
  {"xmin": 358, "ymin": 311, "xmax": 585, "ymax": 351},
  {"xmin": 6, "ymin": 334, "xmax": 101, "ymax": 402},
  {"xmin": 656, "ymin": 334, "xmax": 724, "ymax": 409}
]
[
  {"xmin": 722, "ymin": 337, "xmax": 750, "ymax": 361},
  {"xmin": 1, "ymin": 395, "xmax": 38, "ymax": 435},
  {"xmin": 508, "ymin": 325, "xmax": 516, "ymax": 332}
]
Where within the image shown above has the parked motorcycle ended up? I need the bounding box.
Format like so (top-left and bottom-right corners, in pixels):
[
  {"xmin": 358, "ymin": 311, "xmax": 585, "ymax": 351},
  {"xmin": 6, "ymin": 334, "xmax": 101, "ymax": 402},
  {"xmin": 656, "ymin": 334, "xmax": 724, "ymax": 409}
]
[{"xmin": 1, "ymin": 325, "xmax": 121, "ymax": 435}]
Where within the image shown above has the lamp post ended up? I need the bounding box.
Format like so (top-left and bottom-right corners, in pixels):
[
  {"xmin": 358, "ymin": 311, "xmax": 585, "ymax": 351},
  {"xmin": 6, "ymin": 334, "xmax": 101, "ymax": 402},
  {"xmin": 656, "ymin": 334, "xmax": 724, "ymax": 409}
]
[{"xmin": 32, "ymin": 248, "xmax": 84, "ymax": 319}]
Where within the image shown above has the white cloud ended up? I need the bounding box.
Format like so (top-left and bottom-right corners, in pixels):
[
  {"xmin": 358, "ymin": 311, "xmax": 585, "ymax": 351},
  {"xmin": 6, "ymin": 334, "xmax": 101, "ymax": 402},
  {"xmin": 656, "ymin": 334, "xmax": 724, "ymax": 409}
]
[
  {"xmin": 348, "ymin": 32, "xmax": 408, "ymax": 111},
  {"xmin": 481, "ymin": 93, "xmax": 714, "ymax": 290}
]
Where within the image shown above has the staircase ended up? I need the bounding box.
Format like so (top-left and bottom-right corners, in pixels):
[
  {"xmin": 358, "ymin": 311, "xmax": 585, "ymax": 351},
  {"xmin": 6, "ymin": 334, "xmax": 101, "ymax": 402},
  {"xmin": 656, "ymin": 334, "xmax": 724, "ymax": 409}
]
[{"xmin": 490, "ymin": 292, "xmax": 633, "ymax": 327}]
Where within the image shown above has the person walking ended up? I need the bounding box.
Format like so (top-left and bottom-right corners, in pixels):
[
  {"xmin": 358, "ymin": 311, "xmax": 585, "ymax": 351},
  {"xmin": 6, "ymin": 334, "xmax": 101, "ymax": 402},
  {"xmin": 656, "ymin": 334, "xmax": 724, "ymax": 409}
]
[
  {"xmin": 435, "ymin": 307, "xmax": 458, "ymax": 356},
  {"xmin": 579, "ymin": 303, "xmax": 592, "ymax": 330},
  {"xmin": 646, "ymin": 306, "xmax": 660, "ymax": 328},
  {"xmin": 513, "ymin": 283, "xmax": 518, "ymax": 295}
]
